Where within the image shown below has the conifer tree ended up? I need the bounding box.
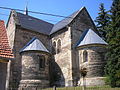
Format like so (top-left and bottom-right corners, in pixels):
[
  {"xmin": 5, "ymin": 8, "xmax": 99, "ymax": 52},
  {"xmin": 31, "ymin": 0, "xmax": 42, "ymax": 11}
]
[
  {"xmin": 95, "ymin": 3, "xmax": 110, "ymax": 40},
  {"xmin": 105, "ymin": 0, "xmax": 120, "ymax": 87}
]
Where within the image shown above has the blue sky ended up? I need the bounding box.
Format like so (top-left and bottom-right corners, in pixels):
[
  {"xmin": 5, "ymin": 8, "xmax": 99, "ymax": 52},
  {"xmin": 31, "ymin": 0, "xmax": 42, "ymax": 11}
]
[{"xmin": 0, "ymin": 0, "xmax": 112, "ymax": 24}]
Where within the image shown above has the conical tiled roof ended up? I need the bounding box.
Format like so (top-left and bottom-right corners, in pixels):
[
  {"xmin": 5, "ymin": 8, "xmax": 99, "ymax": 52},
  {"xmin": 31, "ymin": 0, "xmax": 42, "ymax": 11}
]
[
  {"xmin": 20, "ymin": 37, "xmax": 49, "ymax": 53},
  {"xmin": 77, "ymin": 29, "xmax": 107, "ymax": 47}
]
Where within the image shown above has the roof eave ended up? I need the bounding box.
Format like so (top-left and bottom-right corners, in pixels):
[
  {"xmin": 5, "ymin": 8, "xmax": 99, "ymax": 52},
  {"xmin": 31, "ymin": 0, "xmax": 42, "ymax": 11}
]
[
  {"xmin": 50, "ymin": 26, "xmax": 67, "ymax": 35},
  {"xmin": 0, "ymin": 56, "xmax": 14, "ymax": 61},
  {"xmin": 19, "ymin": 26, "xmax": 50, "ymax": 36},
  {"xmin": 76, "ymin": 43, "xmax": 108, "ymax": 49},
  {"xmin": 20, "ymin": 50, "xmax": 51, "ymax": 55}
]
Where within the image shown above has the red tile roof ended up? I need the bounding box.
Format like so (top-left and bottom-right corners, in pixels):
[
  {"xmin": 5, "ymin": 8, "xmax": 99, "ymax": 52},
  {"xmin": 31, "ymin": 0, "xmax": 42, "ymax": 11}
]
[{"xmin": 0, "ymin": 20, "xmax": 14, "ymax": 60}]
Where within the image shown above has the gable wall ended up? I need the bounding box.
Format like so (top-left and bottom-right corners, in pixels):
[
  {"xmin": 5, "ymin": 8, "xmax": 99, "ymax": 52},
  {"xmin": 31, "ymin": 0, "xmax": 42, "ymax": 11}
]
[
  {"xmin": 69, "ymin": 9, "xmax": 96, "ymax": 83},
  {"xmin": 6, "ymin": 13, "xmax": 16, "ymax": 49}
]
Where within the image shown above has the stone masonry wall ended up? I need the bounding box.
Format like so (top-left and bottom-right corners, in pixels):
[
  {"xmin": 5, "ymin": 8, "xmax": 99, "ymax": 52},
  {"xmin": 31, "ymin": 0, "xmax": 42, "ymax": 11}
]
[
  {"xmin": 79, "ymin": 46, "xmax": 106, "ymax": 77},
  {"xmin": 87, "ymin": 46, "xmax": 106, "ymax": 77},
  {"xmin": 78, "ymin": 46, "xmax": 107, "ymax": 86},
  {"xmin": 19, "ymin": 51, "xmax": 49, "ymax": 88},
  {"xmin": 6, "ymin": 13, "xmax": 17, "ymax": 89},
  {"xmin": 51, "ymin": 27, "xmax": 73, "ymax": 86},
  {"xmin": 6, "ymin": 12, "xmax": 16, "ymax": 49},
  {"xmin": 7, "ymin": 25, "xmax": 50, "ymax": 89}
]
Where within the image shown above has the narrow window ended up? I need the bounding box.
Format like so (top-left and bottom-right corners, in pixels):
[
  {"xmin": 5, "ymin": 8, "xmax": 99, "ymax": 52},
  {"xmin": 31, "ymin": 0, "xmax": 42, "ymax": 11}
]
[
  {"xmin": 38, "ymin": 55, "xmax": 45, "ymax": 69},
  {"xmin": 52, "ymin": 41, "xmax": 56, "ymax": 54},
  {"xmin": 57, "ymin": 39, "xmax": 61, "ymax": 53},
  {"xmin": 83, "ymin": 50, "xmax": 88, "ymax": 62}
]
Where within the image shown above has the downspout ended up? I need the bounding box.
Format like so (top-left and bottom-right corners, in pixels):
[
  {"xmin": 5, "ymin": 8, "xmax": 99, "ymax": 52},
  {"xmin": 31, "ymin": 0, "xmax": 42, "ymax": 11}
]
[{"xmin": 6, "ymin": 60, "xmax": 11, "ymax": 90}]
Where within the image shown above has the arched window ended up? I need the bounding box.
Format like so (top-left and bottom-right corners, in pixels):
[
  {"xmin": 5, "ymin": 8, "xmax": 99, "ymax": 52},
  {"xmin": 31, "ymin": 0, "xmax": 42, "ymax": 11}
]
[
  {"xmin": 83, "ymin": 50, "xmax": 88, "ymax": 62},
  {"xmin": 57, "ymin": 39, "xmax": 61, "ymax": 53},
  {"xmin": 38, "ymin": 55, "xmax": 45, "ymax": 69},
  {"xmin": 52, "ymin": 41, "xmax": 56, "ymax": 54}
]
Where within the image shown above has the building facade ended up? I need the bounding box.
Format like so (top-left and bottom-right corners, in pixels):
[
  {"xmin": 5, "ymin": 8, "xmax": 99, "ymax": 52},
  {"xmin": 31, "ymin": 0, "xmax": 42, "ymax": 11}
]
[{"xmin": 6, "ymin": 7, "xmax": 107, "ymax": 89}]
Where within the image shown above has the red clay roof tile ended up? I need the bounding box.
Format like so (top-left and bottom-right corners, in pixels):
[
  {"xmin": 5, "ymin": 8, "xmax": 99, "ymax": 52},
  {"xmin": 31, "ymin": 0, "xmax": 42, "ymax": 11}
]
[{"xmin": 0, "ymin": 20, "xmax": 14, "ymax": 60}]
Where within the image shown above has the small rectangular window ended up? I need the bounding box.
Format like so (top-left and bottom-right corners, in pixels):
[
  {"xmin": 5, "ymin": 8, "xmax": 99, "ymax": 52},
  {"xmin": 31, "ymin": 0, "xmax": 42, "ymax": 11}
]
[
  {"xmin": 38, "ymin": 55, "xmax": 45, "ymax": 69},
  {"xmin": 83, "ymin": 50, "xmax": 88, "ymax": 62}
]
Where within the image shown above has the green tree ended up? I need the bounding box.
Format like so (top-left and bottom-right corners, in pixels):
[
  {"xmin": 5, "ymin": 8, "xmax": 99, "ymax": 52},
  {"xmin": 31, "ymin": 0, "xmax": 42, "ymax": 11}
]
[
  {"xmin": 95, "ymin": 3, "xmax": 110, "ymax": 40},
  {"xmin": 105, "ymin": 0, "xmax": 120, "ymax": 87}
]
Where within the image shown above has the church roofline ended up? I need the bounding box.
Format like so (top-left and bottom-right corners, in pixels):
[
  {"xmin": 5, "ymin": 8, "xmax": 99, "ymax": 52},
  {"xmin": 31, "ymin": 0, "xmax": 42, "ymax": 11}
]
[
  {"xmin": 50, "ymin": 7, "xmax": 86, "ymax": 35},
  {"xmin": 6, "ymin": 7, "xmax": 97, "ymax": 36},
  {"xmin": 6, "ymin": 10, "xmax": 54, "ymax": 35}
]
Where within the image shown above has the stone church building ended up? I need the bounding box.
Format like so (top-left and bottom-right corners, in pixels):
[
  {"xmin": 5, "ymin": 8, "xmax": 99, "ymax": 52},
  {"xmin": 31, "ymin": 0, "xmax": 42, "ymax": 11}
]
[{"xmin": 5, "ymin": 7, "xmax": 107, "ymax": 89}]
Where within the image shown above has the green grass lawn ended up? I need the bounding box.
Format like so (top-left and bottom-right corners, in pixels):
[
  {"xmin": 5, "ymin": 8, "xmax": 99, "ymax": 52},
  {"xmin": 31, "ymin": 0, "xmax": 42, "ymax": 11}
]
[{"xmin": 41, "ymin": 85, "xmax": 120, "ymax": 90}]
